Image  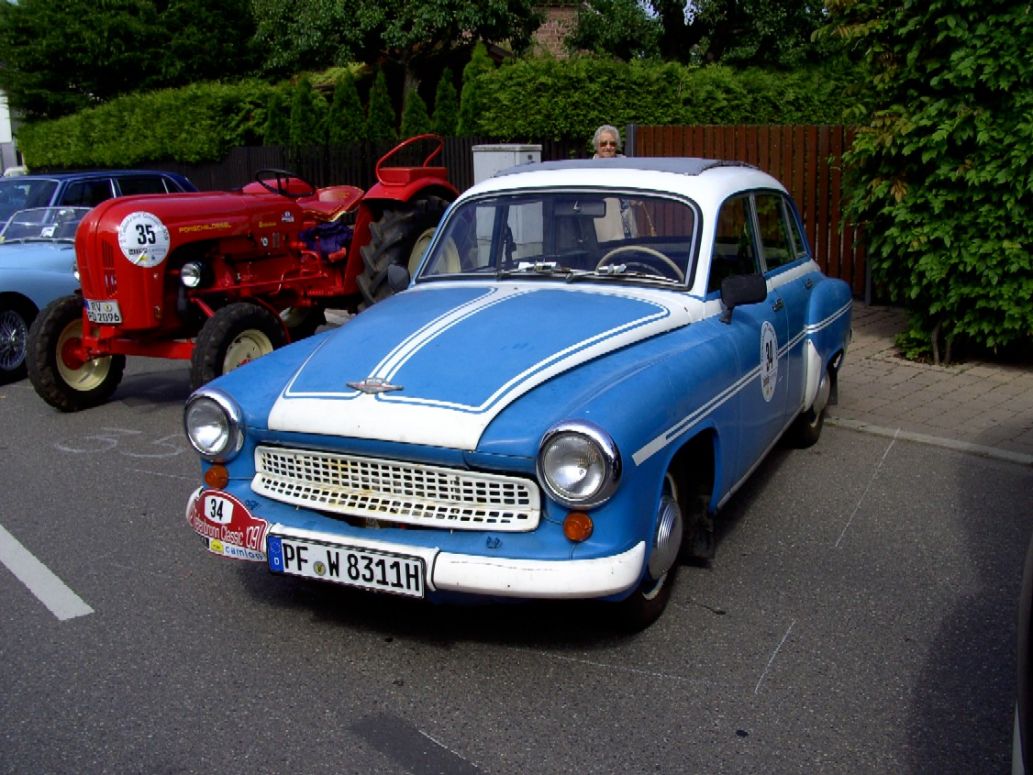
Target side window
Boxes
[61,179,116,208]
[756,192,797,272]
[117,175,171,196]
[708,195,757,293]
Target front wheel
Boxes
[26,295,125,412]
[0,300,35,384]
[611,476,685,631]
[190,302,287,390]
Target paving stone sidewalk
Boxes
[829,304,1033,465]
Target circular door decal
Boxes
[760,321,778,402]
[117,211,171,267]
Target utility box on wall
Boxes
[472,144,542,185]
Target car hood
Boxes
[267,282,694,450]
[0,241,74,269]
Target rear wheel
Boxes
[190,302,286,389]
[787,366,833,448]
[27,295,125,411]
[0,300,35,384]
[357,195,450,308]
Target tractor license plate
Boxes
[266,535,426,598]
[85,299,122,324]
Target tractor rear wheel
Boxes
[27,295,126,412]
[357,195,450,308]
[190,302,286,390]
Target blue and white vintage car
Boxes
[184,158,852,629]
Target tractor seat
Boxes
[301,185,364,222]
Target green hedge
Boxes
[15,57,855,167]
[17,81,275,167]
[471,58,855,141]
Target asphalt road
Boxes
[1,356,1030,775]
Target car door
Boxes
[755,191,811,418]
[708,193,790,483]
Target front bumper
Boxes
[186,487,646,600]
[271,523,645,599]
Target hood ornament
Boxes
[347,376,403,394]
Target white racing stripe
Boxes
[0,522,93,620]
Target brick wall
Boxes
[532,5,578,58]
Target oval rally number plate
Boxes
[266,534,425,598]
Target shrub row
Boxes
[16,58,855,168]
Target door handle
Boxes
[772,298,784,312]
[804,278,814,289]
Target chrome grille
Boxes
[253,445,540,531]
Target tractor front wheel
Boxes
[27,295,126,412]
[357,195,451,308]
[190,302,286,390]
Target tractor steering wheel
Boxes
[596,245,685,282]
[254,168,317,199]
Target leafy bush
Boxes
[831,0,1033,362]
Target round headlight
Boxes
[181,261,203,288]
[184,388,245,462]
[537,421,621,508]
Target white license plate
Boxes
[85,299,122,324]
[266,534,425,598]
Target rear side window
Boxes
[61,179,116,208]
[756,192,808,272]
[117,175,174,196]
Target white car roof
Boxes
[465,157,788,213]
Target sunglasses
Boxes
[599,141,618,147]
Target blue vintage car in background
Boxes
[0,207,89,383]
[184,157,853,629]
[0,169,196,226]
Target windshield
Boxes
[0,207,90,244]
[419,191,699,287]
[0,178,58,222]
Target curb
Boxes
[828,416,1033,467]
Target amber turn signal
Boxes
[204,465,229,489]
[563,511,594,542]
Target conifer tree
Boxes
[262,87,291,146]
[288,77,328,148]
[400,89,432,138]
[365,69,397,143]
[457,43,493,136]
[431,68,459,136]
[327,72,365,145]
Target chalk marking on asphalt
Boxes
[418,729,478,770]
[531,649,692,682]
[828,417,1033,467]
[126,467,195,480]
[755,619,795,695]
[0,522,93,620]
[835,429,899,549]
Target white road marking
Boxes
[0,522,93,620]
[755,619,796,695]
[835,428,899,549]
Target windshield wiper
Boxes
[497,260,574,278]
[561,264,682,286]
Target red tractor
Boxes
[27,134,458,411]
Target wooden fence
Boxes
[157,126,865,297]
[630,124,865,297]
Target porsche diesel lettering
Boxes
[184,157,852,630]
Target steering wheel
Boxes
[254,168,317,199]
[596,245,685,282]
